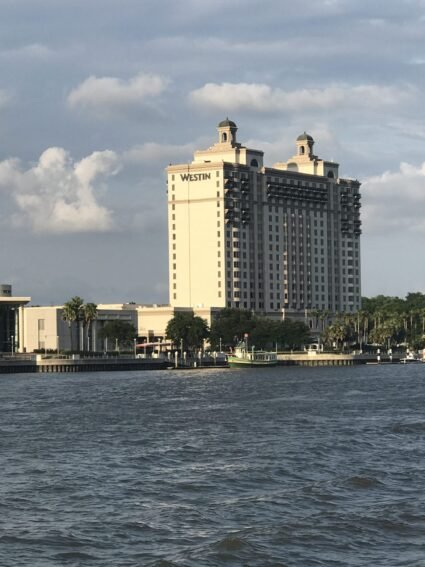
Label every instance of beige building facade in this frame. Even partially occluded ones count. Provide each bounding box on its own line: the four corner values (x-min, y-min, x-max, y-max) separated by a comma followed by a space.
22, 303, 219, 353
24, 304, 138, 352
167, 120, 361, 318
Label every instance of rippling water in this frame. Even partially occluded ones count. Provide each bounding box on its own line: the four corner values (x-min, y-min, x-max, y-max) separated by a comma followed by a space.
2, 364, 425, 566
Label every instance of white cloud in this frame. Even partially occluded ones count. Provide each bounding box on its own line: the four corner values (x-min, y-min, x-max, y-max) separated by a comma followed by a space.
67, 73, 170, 113
362, 161, 425, 235
0, 148, 119, 233
189, 82, 413, 113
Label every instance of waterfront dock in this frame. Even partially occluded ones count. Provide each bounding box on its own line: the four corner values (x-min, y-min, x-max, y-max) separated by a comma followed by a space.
0, 351, 405, 374
0, 355, 169, 374
277, 351, 400, 366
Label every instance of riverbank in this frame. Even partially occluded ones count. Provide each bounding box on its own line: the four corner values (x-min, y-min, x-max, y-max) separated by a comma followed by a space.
0, 351, 409, 374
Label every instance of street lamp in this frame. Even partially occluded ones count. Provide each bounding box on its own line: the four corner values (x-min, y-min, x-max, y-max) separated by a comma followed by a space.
133, 338, 137, 358
219, 337, 222, 353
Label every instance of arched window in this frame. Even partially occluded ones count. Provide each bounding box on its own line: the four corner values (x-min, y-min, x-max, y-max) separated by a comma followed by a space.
327, 170, 334, 179
222, 132, 227, 142
300, 146, 305, 155
250, 159, 259, 167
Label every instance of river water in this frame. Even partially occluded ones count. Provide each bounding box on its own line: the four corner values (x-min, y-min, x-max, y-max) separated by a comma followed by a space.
1, 364, 425, 566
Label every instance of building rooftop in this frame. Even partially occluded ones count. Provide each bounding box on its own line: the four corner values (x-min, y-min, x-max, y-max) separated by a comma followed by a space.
218, 118, 237, 128
297, 132, 314, 142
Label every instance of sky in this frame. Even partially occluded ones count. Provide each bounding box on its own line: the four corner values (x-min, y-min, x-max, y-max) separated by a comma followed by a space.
1, 0, 425, 305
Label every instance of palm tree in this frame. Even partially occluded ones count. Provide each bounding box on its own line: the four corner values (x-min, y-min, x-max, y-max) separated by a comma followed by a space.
83, 303, 98, 352
62, 296, 84, 351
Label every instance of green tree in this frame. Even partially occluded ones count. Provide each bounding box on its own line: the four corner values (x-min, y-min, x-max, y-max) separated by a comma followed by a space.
209, 308, 256, 349
99, 320, 137, 351
272, 320, 310, 350
210, 308, 310, 351
322, 320, 348, 350
165, 312, 209, 352
82, 302, 98, 351
62, 296, 84, 351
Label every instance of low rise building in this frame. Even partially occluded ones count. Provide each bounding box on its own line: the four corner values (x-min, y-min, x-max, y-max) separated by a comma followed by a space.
23, 303, 138, 352
22, 303, 219, 353
0, 284, 31, 353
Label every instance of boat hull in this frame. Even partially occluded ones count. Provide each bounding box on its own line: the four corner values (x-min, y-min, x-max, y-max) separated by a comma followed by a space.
228, 357, 278, 368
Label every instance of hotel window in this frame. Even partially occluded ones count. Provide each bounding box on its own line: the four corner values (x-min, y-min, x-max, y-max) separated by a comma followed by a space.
173, 293, 177, 299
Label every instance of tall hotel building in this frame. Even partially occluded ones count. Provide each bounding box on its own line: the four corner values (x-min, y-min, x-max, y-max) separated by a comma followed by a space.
167, 120, 361, 318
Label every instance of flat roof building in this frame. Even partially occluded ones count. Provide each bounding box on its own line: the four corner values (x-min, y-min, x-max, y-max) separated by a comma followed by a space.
0, 284, 31, 353
167, 120, 361, 319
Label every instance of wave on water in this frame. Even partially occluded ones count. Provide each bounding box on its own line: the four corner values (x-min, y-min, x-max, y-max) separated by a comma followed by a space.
391, 421, 425, 434
145, 560, 178, 567
52, 552, 98, 562
213, 535, 254, 552
346, 476, 384, 489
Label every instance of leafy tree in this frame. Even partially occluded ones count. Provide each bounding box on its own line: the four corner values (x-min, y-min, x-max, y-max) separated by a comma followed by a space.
99, 320, 137, 350
277, 320, 311, 349
165, 312, 209, 352
210, 308, 310, 351
209, 308, 256, 349
62, 296, 84, 351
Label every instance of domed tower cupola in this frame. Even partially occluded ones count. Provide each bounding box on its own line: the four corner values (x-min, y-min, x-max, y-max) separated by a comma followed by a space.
296, 132, 314, 157
217, 118, 238, 146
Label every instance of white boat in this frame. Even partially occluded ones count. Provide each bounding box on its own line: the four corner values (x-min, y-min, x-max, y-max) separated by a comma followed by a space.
400, 352, 424, 364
